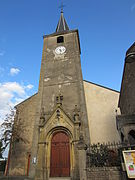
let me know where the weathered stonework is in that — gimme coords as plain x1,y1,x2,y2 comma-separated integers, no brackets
35,104,79,180
117,42,135,144
87,167,122,180
8,94,38,176
28,29,90,180
118,42,135,115
8,29,90,180
5,12,126,180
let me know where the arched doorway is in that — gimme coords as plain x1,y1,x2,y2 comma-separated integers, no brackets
50,131,70,177
128,130,135,145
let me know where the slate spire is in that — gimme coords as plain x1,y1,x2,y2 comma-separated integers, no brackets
56,10,69,32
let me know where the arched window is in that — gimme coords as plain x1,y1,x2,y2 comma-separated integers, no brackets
57,36,64,43
128,130,135,145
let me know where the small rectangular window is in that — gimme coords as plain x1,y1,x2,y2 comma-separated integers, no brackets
57,36,64,43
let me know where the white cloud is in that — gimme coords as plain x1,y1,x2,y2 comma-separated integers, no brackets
2,82,25,96
10,68,20,76
26,84,34,89
0,82,34,122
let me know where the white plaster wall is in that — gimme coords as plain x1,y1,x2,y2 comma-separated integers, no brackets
83,81,120,144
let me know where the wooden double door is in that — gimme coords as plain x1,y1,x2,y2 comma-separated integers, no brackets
50,132,70,177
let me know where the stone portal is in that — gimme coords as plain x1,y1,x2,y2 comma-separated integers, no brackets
50,132,70,177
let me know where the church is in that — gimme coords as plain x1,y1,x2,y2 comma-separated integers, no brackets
4,10,135,180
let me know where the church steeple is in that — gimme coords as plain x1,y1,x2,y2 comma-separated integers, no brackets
56,10,69,32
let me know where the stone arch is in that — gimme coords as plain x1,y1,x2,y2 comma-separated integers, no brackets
45,126,74,178
128,130,135,145
46,126,73,141
50,131,70,177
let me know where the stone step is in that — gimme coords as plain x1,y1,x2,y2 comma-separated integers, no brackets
0,177,29,180
49,178,71,180
0,176,71,180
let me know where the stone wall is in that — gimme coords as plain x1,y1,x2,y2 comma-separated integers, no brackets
118,42,135,115
87,167,122,180
84,81,120,144
119,61,135,115
8,93,38,176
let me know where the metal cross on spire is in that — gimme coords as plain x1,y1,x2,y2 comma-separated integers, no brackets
59,2,65,13
56,2,69,32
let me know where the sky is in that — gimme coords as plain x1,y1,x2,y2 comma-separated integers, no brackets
0,0,135,120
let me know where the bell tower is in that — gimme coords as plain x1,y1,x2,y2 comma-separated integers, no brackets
30,10,90,180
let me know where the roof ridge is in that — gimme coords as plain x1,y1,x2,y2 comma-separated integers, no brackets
83,80,119,93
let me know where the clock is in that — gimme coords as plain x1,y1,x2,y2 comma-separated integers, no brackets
55,46,66,55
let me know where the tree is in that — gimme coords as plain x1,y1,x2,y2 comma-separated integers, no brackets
1,107,28,152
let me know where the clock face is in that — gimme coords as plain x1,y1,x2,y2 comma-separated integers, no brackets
55,46,66,55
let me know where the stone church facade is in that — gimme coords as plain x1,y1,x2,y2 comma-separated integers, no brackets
5,11,135,180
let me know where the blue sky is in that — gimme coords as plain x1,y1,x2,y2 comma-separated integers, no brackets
0,0,135,119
